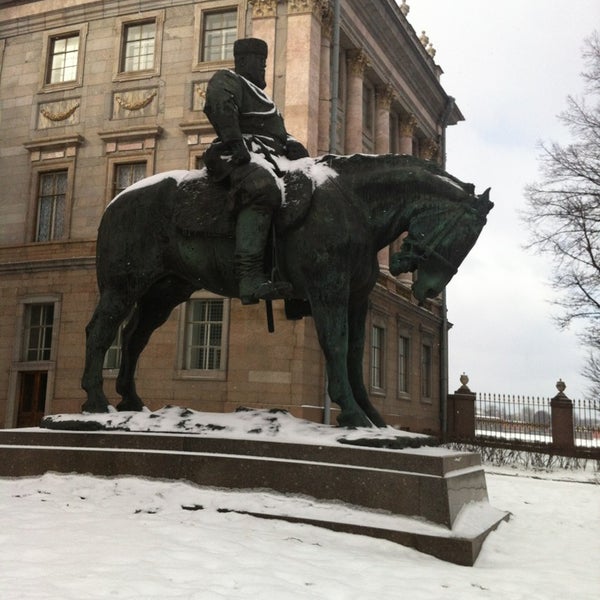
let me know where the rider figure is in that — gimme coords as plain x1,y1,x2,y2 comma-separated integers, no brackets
203,37,309,305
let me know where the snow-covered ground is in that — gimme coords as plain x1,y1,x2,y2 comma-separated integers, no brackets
1,408,598,599
0,467,597,599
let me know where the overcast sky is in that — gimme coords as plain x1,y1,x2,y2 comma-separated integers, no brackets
401,0,600,399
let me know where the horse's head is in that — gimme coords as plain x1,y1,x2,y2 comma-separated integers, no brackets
390,174,493,304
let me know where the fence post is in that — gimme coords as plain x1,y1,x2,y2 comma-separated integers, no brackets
550,379,574,451
446,373,476,440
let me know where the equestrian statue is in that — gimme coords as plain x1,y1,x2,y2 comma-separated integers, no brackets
81,39,493,428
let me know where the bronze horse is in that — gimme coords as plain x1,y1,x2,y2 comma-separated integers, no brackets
81,154,492,427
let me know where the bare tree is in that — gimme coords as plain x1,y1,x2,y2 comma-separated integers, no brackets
524,32,600,396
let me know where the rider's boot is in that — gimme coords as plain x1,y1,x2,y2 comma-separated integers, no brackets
235,205,292,305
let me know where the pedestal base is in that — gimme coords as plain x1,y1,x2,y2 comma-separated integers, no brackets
0,423,508,565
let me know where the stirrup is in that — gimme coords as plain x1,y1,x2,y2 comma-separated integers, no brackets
240,280,293,305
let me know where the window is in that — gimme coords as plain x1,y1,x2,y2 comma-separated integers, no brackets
371,325,385,389
23,304,54,362
46,33,79,84
398,335,410,394
41,26,87,89
421,343,432,398
113,162,147,197
104,324,125,370
36,171,67,242
201,10,237,62
184,299,226,370
121,21,156,72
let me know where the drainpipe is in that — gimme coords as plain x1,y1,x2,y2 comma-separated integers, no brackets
438,96,455,437
328,0,341,154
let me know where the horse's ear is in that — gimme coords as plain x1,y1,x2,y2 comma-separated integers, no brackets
477,188,493,215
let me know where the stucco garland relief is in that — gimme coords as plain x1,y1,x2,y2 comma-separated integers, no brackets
115,90,157,111
193,82,208,112
249,0,278,18
38,100,81,128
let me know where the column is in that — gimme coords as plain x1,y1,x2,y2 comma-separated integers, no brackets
395,113,418,285
249,0,279,95
398,113,416,155
317,3,332,155
375,84,394,270
344,49,368,153
374,84,394,154
284,0,325,154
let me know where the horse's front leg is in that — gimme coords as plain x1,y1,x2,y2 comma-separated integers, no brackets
310,299,372,428
347,298,387,427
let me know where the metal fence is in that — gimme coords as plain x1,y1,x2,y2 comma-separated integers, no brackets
475,393,599,448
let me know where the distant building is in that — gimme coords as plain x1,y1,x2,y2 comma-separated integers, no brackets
0,0,463,431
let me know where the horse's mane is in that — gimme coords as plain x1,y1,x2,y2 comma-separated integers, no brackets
317,153,471,207
317,153,447,178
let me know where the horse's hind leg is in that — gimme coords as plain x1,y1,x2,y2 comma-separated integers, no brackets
116,278,195,411
81,289,132,413
347,299,387,427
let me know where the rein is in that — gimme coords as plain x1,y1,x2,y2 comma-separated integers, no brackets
408,199,479,274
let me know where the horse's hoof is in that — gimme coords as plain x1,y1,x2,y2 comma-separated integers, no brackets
81,400,110,414
337,409,372,429
116,398,145,412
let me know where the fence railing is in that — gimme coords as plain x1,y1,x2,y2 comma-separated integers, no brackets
446,375,600,457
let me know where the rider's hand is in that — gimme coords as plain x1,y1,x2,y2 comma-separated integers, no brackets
286,140,309,160
228,140,251,165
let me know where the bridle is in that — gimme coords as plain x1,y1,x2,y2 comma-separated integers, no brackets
401,200,481,275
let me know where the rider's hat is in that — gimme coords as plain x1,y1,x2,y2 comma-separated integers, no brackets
233,38,268,58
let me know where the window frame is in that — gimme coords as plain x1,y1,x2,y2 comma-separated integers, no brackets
112,161,149,198
28,161,75,243
14,295,62,366
40,24,88,91
421,340,433,401
370,324,386,393
22,303,55,362
176,292,230,380
34,170,68,243
201,9,238,63
398,334,410,397
113,11,164,82
104,154,153,206
192,1,243,73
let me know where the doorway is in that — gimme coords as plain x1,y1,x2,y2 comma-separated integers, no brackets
17,371,47,427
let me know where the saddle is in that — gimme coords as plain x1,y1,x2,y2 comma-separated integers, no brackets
174,168,314,238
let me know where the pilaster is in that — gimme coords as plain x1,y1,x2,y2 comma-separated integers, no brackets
317,4,332,155
283,0,324,153
249,0,279,95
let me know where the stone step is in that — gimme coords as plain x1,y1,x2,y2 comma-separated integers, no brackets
0,429,509,565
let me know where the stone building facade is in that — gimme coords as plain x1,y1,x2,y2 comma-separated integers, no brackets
0,0,462,431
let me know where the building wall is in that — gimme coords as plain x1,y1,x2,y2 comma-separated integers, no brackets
0,0,458,433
